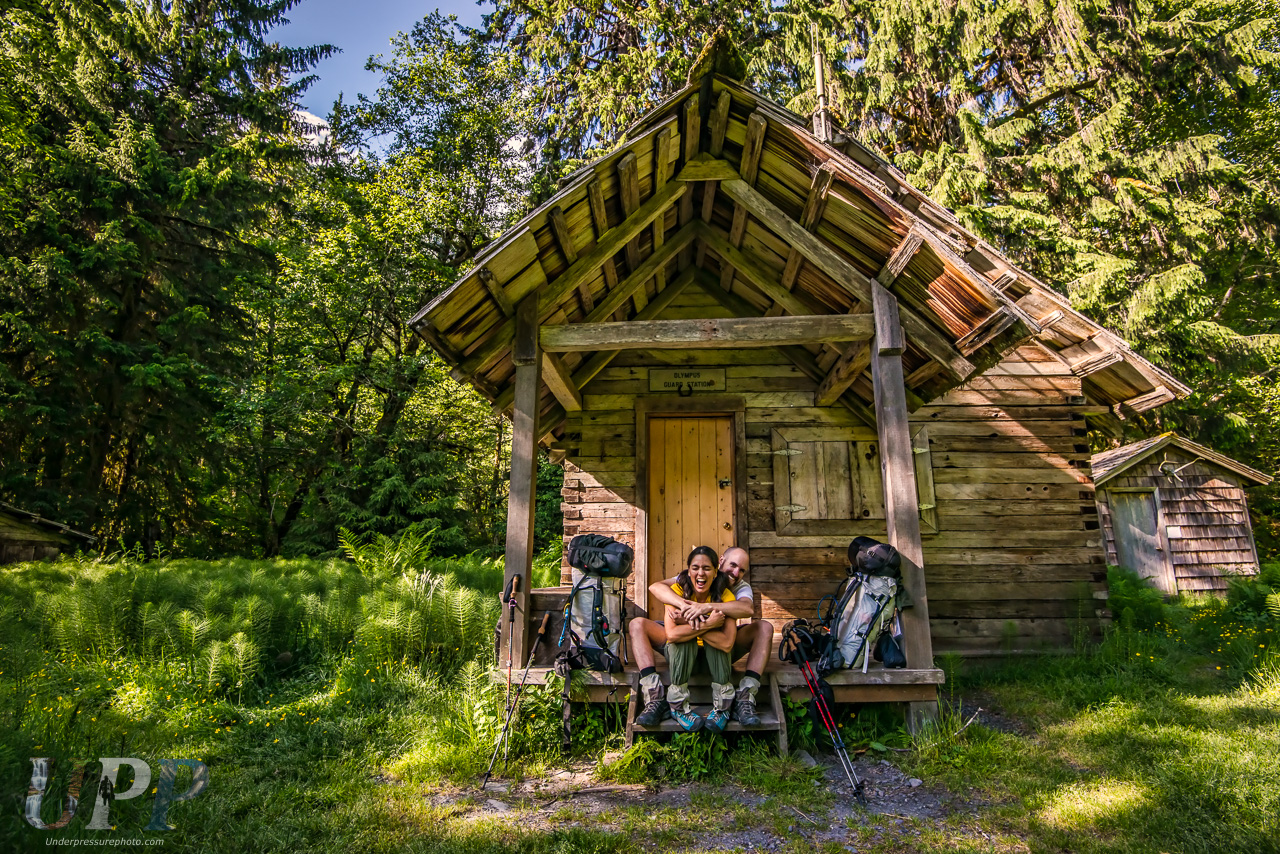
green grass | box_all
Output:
[3,555,1279,853]
[889,573,1280,854]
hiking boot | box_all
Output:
[671,705,704,733]
[635,696,669,727]
[733,693,761,726]
[705,707,731,734]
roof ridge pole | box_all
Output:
[502,294,541,668]
[869,280,937,733]
[811,23,832,143]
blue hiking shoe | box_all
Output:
[705,707,731,734]
[671,705,704,733]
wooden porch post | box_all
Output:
[869,282,937,730]
[502,294,540,667]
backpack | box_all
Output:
[560,536,634,673]
[817,539,904,674]
[567,534,634,578]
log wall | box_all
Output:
[1,512,71,565]
[558,285,1107,655]
[1097,449,1262,592]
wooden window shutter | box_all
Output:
[772,426,937,536]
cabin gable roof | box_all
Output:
[1091,433,1273,486]
[410,74,1189,440]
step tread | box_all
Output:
[632,709,781,733]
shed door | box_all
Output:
[647,416,735,618]
[1110,490,1175,595]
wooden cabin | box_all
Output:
[409,70,1189,733]
[0,502,95,565]
[1093,434,1272,595]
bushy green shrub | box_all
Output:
[1107,565,1172,631]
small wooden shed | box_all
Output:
[0,502,96,565]
[1092,434,1272,594]
[409,69,1189,724]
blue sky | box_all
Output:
[276,0,488,117]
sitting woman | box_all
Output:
[664,545,738,733]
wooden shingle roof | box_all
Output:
[410,74,1189,440]
[1092,433,1273,486]
[0,502,96,545]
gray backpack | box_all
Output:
[818,539,903,673]
[562,568,627,672]
[820,573,899,673]
[559,536,634,673]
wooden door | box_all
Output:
[647,416,736,617]
[1110,490,1175,594]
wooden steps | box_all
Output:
[623,672,789,754]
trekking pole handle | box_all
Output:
[505,575,521,616]
[537,612,551,636]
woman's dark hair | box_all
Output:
[674,545,730,601]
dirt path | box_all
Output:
[425,752,993,853]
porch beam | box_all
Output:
[586,180,621,295]
[1069,348,1124,376]
[773,164,836,309]
[814,342,872,407]
[540,351,582,412]
[677,93,701,268]
[675,157,739,182]
[478,267,516,317]
[494,260,698,414]
[454,179,689,380]
[502,294,541,668]
[581,221,697,324]
[876,230,924,288]
[541,314,874,352]
[1121,385,1175,415]
[696,272,878,428]
[652,127,674,295]
[570,265,699,391]
[869,281,935,702]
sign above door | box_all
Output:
[649,368,726,393]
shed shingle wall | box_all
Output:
[1098,449,1261,592]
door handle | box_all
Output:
[719,478,732,489]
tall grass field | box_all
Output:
[1,544,1278,854]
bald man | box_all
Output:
[629,546,774,727]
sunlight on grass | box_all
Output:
[1038,779,1148,831]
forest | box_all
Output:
[1,0,1278,558]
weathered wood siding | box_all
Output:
[913,343,1106,653]
[1,512,70,564]
[558,285,1106,655]
[1097,449,1261,592]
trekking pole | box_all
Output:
[800,660,857,789]
[482,612,550,790]
[503,574,521,709]
[799,659,866,804]
[780,621,866,805]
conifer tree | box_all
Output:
[0,0,331,545]
[488,0,1280,457]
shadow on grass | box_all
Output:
[949,649,1280,854]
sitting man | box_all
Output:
[629,545,774,728]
